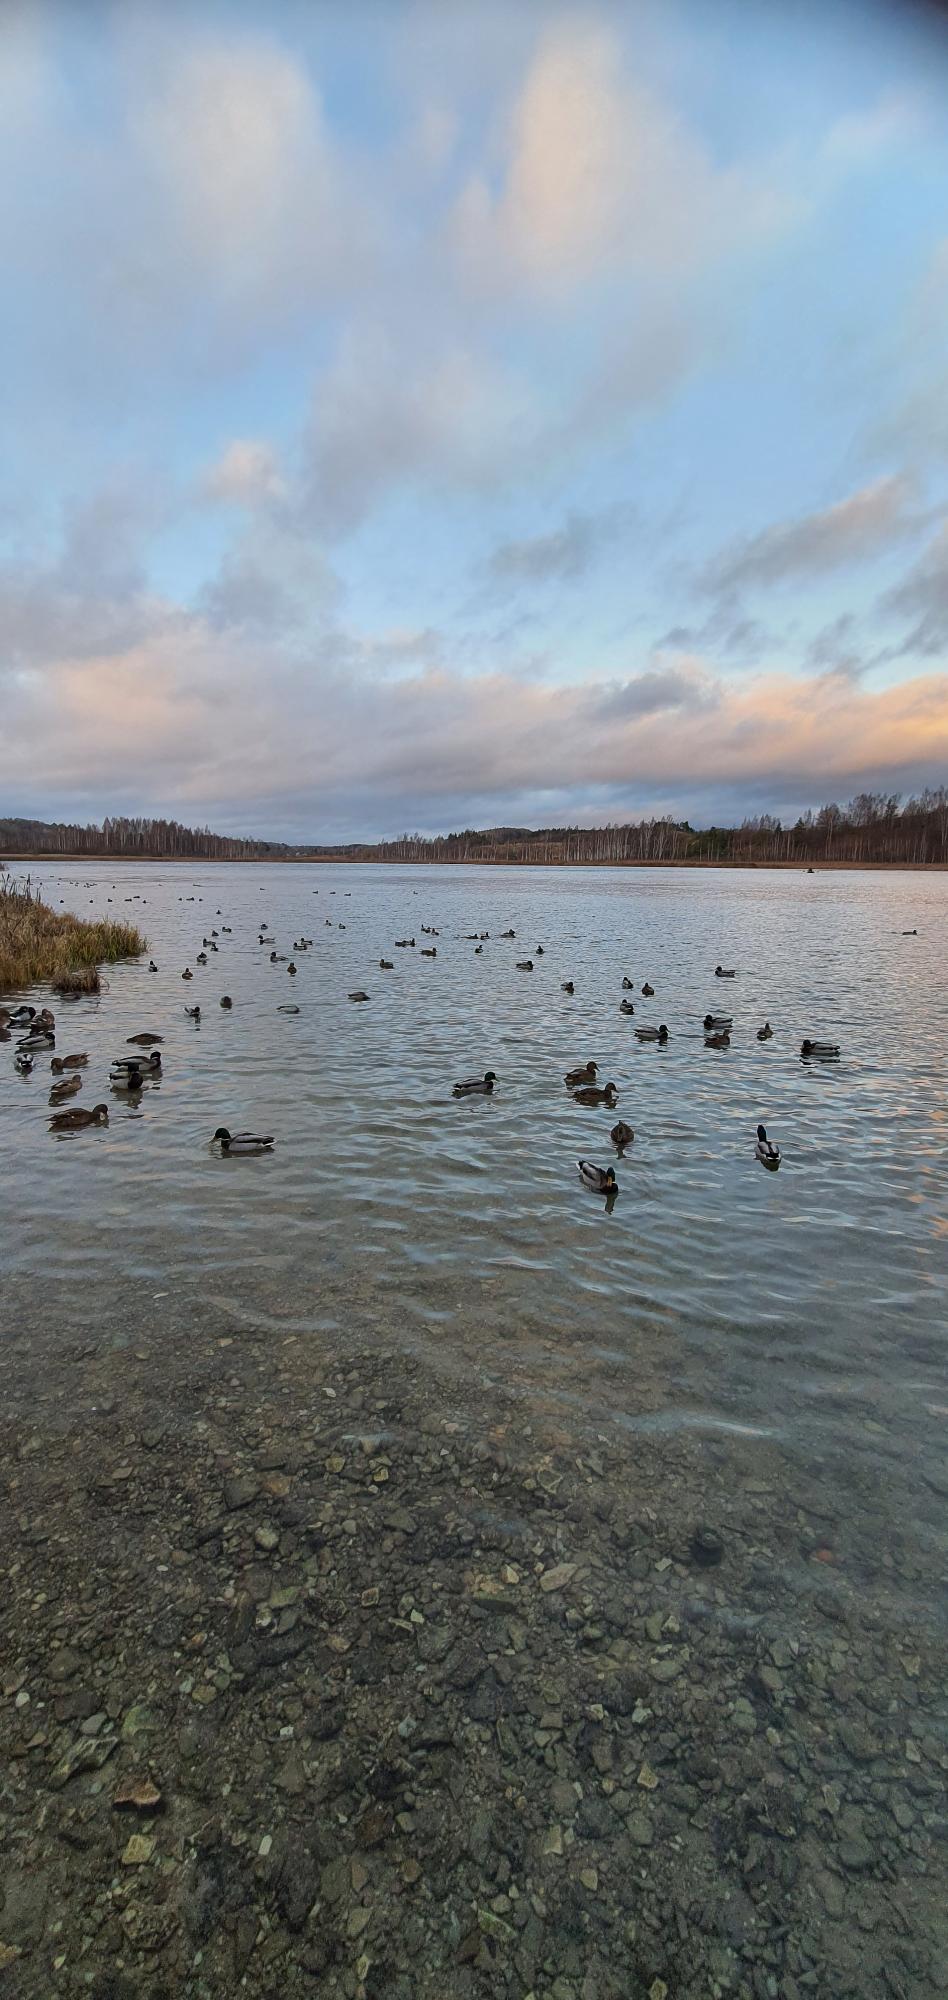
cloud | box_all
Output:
[701,476,922,595]
[484,505,633,588]
[203,440,286,508]
[881,518,948,654]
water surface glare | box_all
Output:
[2,860,945,1631]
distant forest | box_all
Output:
[2,787,947,865]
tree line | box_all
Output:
[2,787,946,865]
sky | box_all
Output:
[2,0,948,842]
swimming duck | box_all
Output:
[113,1050,161,1074]
[755,1123,780,1167]
[277,1004,300,1014]
[50,1103,108,1131]
[902,929,917,936]
[421,947,437,957]
[577,1160,617,1193]
[111,1066,145,1093]
[287,962,297,975]
[222,926,232,934]
[516,959,534,971]
[185,1005,201,1020]
[269,951,286,963]
[348,991,370,1002]
[565,1061,598,1086]
[636,1024,668,1042]
[535,945,544,955]
[51,1053,89,1070]
[705,1030,730,1049]
[474,944,483,953]
[127,1033,163,1046]
[17,1031,54,1053]
[213,1127,275,1155]
[421,925,440,936]
[220,996,233,1008]
[37,1009,55,1029]
[756,1022,773,1041]
[501,929,515,939]
[561,981,574,994]
[453,1071,497,1097]
[621,976,634,990]
[196,952,208,965]
[9,1005,36,1024]
[800,1038,839,1059]
[15,1050,34,1074]
[49,1074,82,1103]
[182,968,193,980]
[379,959,394,970]
[395,938,415,948]
[619,998,635,1014]
[148,961,158,972]
[610,1121,634,1149]
[573,1082,618,1105]
[715,966,736,978]
[641,982,654,996]
[703,1014,732,1031]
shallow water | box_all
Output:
[2,860,946,1628]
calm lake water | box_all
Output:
[3,860,946,1629]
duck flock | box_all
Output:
[2,881,852,1192]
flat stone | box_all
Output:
[47,1648,82,1683]
[839,1836,873,1872]
[254,1524,280,1552]
[0,1870,49,1947]
[121,1834,155,1867]
[223,1475,259,1511]
[540,1563,578,1594]
[627,1811,654,1847]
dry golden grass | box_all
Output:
[0,873,146,993]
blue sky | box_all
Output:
[1,0,947,840]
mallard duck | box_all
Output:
[9,1005,36,1024]
[220,995,233,1008]
[561,980,574,994]
[148,961,158,972]
[621,976,634,990]
[51,1053,88,1070]
[213,1127,275,1155]
[182,968,193,980]
[453,1071,497,1097]
[15,1050,34,1074]
[379,959,394,969]
[705,1030,730,1049]
[714,966,736,978]
[421,947,437,957]
[577,1160,617,1193]
[113,1050,161,1072]
[636,1024,668,1042]
[50,1103,108,1131]
[610,1121,634,1149]
[704,1014,732,1031]
[287,962,297,975]
[111,1066,144,1093]
[127,1033,163,1047]
[756,1022,773,1040]
[755,1123,780,1167]
[641,981,654,996]
[17,1031,54,1053]
[801,1038,839,1059]
[348,990,370,1002]
[573,1082,618,1105]
[619,998,635,1014]
[185,1005,201,1020]
[50,1074,82,1102]
[516,959,534,971]
[565,1061,597,1086]
[38,1009,55,1028]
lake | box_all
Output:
[1,860,945,1996]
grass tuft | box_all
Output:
[0,872,146,993]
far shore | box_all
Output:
[2,850,945,872]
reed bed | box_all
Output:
[0,872,146,993]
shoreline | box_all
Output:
[3,851,945,872]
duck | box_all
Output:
[703,1014,732,1031]
[287,962,297,975]
[535,945,544,955]
[213,1127,275,1155]
[395,938,415,948]
[619,998,635,1015]
[577,1160,617,1193]
[220,996,233,1009]
[270,951,287,963]
[641,981,654,996]
[15,1050,34,1075]
[756,1022,773,1041]
[148,961,158,973]
[902,929,917,936]
[800,1038,839,1059]
[501,929,515,939]
[421,926,440,936]
[222,926,232,934]
[37,1009,55,1029]
[17,1031,54,1053]
[112,1050,161,1074]
[636,1024,668,1043]
[127,1033,163,1047]
[196,952,208,965]
[705,1030,730,1049]
[277,1003,300,1014]
[348,991,370,1002]
[573,1082,618,1105]
[610,1121,634,1149]
[516,959,534,971]
[182,968,193,980]
[51,1053,88,1070]
[565,1062,598,1086]
[474,944,483,954]
[9,1005,36,1024]
[561,981,574,994]
[49,1074,82,1103]
[755,1123,781,1168]
[379,959,394,970]
[111,1066,145,1093]
[185,1005,201,1020]
[453,1070,497,1097]
[421,947,437,958]
[715,966,736,978]
[50,1104,109,1131]
[621,976,634,990]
